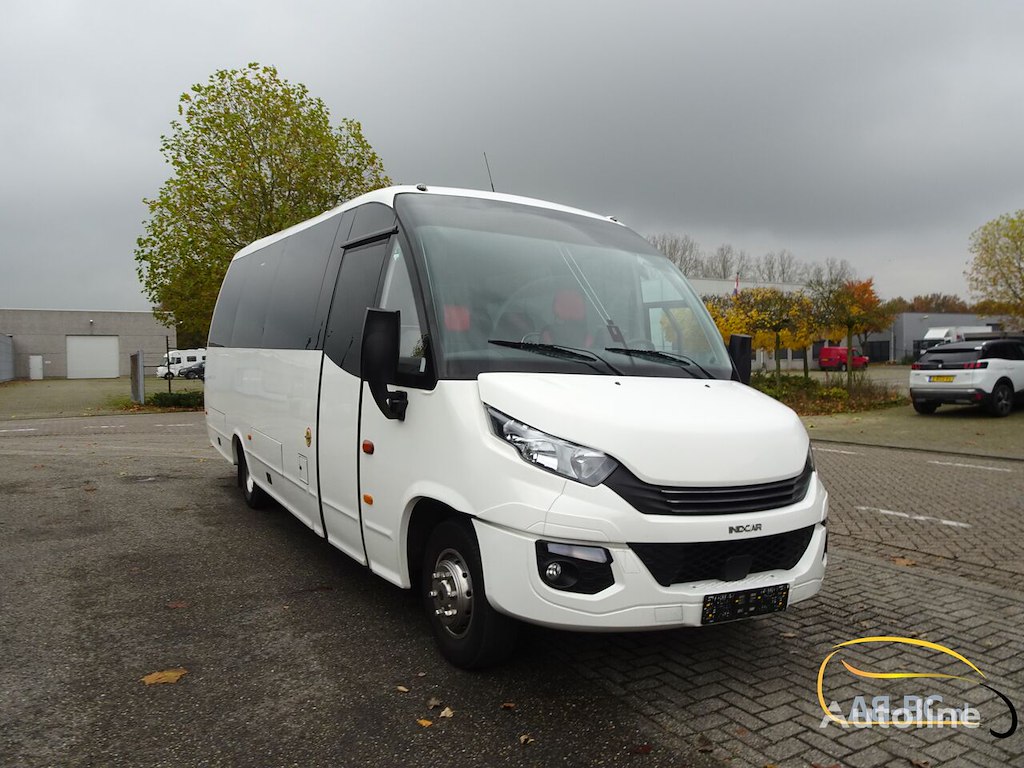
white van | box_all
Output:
[156,348,206,379]
[205,186,828,668]
[919,326,992,351]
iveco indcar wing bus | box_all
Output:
[205,186,828,668]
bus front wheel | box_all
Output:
[421,519,517,669]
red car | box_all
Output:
[818,346,869,371]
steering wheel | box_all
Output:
[491,277,570,341]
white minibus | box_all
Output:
[205,186,828,668]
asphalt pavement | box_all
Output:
[1,381,1022,767]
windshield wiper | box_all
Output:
[488,340,624,375]
[603,347,714,379]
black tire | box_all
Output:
[184,371,195,380]
[987,382,1014,417]
[421,519,518,669]
[163,372,174,380]
[839,362,847,372]
[913,400,938,415]
[237,446,269,509]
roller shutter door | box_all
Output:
[66,336,119,378]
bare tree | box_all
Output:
[735,249,752,279]
[707,244,738,280]
[755,251,779,282]
[776,249,803,282]
[648,233,704,276]
[805,258,855,289]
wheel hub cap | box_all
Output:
[430,549,473,638]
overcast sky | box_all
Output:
[3,0,1023,311]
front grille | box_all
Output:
[629,526,815,586]
[605,460,813,516]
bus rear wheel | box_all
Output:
[422,519,517,669]
[237,446,269,509]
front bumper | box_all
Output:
[474,518,827,631]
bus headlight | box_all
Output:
[485,406,618,486]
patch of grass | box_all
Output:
[751,371,906,415]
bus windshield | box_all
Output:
[395,193,732,380]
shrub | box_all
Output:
[146,390,204,409]
[749,371,905,415]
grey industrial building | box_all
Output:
[0,309,176,381]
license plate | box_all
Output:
[928,375,955,383]
[701,584,789,625]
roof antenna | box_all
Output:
[483,152,496,192]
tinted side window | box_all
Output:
[231,242,284,348]
[209,257,247,347]
[347,202,396,241]
[262,217,343,350]
[323,239,390,375]
[981,343,1008,360]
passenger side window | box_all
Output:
[380,241,428,375]
[323,239,390,376]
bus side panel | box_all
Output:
[209,347,324,534]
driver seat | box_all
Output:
[542,289,593,348]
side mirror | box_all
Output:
[728,334,752,385]
[361,308,408,421]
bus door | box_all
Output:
[357,237,433,585]
[317,235,391,565]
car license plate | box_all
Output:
[701,584,789,625]
[929,375,955,383]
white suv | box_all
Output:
[909,338,1024,417]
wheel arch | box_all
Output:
[406,498,473,589]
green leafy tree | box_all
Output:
[966,211,1024,329]
[135,63,391,339]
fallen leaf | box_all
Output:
[519,734,535,745]
[396,685,410,693]
[427,697,442,709]
[891,556,917,567]
[166,601,188,609]
[908,760,931,768]
[417,719,432,728]
[501,702,516,710]
[631,744,653,755]
[779,632,797,639]
[810,763,841,768]
[439,707,454,718]
[141,668,187,685]
[417,671,427,677]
